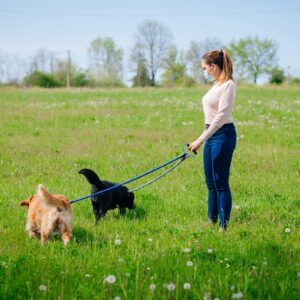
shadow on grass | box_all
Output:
[121,205,147,220]
[72,227,94,243]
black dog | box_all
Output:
[79,168,135,222]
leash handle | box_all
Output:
[185,143,198,155]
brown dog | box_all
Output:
[20,184,72,245]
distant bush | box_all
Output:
[270,67,285,85]
[73,72,89,87]
[24,71,61,88]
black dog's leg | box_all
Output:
[95,209,107,223]
[119,207,126,216]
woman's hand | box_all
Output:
[188,138,203,152]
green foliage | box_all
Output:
[270,67,285,84]
[88,37,124,87]
[23,71,62,88]
[0,87,299,299]
[227,36,278,84]
[132,58,151,87]
[161,46,196,87]
[73,72,90,87]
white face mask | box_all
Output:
[203,69,215,82]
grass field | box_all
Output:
[0,86,299,300]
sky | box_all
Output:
[1,0,300,83]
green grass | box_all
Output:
[0,86,299,299]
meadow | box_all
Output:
[0,86,299,300]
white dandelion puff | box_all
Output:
[187,261,193,267]
[115,239,122,245]
[207,248,213,254]
[232,292,243,299]
[118,257,124,263]
[114,297,121,300]
[183,283,191,290]
[148,238,153,242]
[284,228,291,234]
[167,282,176,291]
[85,274,91,278]
[105,275,116,284]
[183,248,191,253]
[203,292,211,300]
[150,284,156,290]
[39,285,47,292]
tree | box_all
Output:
[130,44,151,87]
[88,37,124,87]
[270,67,285,85]
[132,19,173,86]
[227,36,278,84]
[186,38,223,84]
[161,46,186,87]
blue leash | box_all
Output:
[70,144,197,204]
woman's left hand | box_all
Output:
[188,139,203,152]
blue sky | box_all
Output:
[1,0,300,82]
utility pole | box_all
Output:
[67,49,71,88]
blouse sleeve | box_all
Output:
[199,81,236,142]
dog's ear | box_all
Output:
[20,195,34,206]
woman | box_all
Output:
[189,49,236,230]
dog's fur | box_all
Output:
[20,184,72,245]
[79,168,135,222]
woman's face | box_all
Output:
[201,60,215,75]
[201,60,220,80]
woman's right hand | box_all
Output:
[188,138,203,152]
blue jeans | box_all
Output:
[203,123,236,228]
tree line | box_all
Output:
[0,20,298,88]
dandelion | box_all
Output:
[207,248,213,254]
[118,257,124,263]
[167,282,176,291]
[150,283,156,291]
[85,274,91,278]
[114,297,121,300]
[187,261,193,267]
[147,267,151,271]
[226,264,230,268]
[214,298,220,300]
[284,228,291,234]
[203,292,211,300]
[115,239,122,245]
[105,275,116,284]
[183,248,191,253]
[148,238,153,242]
[39,285,47,292]
[183,283,191,290]
[232,292,243,299]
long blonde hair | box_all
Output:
[202,50,233,83]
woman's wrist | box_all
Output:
[197,137,204,145]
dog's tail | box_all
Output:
[79,168,102,189]
[37,184,70,210]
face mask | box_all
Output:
[203,69,215,82]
